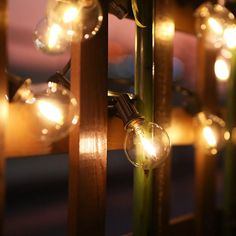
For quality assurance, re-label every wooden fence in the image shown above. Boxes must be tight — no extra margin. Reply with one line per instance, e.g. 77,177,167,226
1,0,235,235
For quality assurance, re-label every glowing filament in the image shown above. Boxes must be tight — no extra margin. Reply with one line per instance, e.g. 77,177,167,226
208,17,223,34
37,100,64,125
140,136,157,158
223,26,236,49
63,6,79,23
203,126,217,147
135,127,157,158
214,57,230,81
48,24,62,48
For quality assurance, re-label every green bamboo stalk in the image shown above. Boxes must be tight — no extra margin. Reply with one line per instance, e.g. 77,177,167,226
224,49,236,236
133,0,153,235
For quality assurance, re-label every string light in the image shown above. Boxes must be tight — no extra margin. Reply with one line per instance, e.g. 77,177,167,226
194,2,235,48
11,78,79,143
173,84,229,155
114,94,170,170
34,0,103,54
195,112,229,155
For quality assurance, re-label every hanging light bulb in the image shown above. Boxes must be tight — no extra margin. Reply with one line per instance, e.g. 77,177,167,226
12,80,79,142
78,0,103,40
195,112,230,155
194,2,235,48
115,94,170,170
33,17,70,54
214,54,231,81
47,0,103,41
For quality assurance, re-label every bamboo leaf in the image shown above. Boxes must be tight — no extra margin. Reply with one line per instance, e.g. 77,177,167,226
131,0,146,28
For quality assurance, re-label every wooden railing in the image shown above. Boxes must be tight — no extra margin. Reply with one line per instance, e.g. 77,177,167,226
1,0,235,236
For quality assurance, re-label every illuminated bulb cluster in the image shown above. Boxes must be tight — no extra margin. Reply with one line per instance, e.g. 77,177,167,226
125,120,170,170
195,112,230,155
194,2,235,48
14,80,79,142
34,0,103,54
115,94,170,170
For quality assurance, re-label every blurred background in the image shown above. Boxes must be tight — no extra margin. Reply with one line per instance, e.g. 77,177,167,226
5,0,224,235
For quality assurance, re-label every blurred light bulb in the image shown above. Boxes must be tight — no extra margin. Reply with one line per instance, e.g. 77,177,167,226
124,120,170,170
208,17,223,34
195,112,228,155
194,2,235,48
214,55,230,81
76,0,103,40
33,17,70,54
47,0,103,42
223,24,236,49
14,81,79,142
203,126,217,147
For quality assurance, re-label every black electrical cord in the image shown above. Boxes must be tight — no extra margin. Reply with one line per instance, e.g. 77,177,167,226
47,59,71,89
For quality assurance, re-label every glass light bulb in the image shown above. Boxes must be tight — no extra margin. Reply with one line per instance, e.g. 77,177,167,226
195,112,229,155
17,82,79,142
47,0,103,42
124,120,170,170
47,0,82,41
75,0,103,40
214,54,230,81
33,17,70,54
194,2,235,48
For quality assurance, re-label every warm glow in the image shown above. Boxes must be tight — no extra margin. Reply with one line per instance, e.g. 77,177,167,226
80,135,103,155
203,126,217,147
214,56,230,81
37,100,64,125
48,24,62,48
208,17,223,34
224,131,231,141
232,128,236,144
156,18,175,41
134,126,158,158
63,6,79,23
223,25,236,49
140,136,157,158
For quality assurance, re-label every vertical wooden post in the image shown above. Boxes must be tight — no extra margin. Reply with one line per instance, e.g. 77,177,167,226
68,1,108,235
133,1,153,235
0,0,8,233
224,49,236,236
153,0,174,235
195,40,218,236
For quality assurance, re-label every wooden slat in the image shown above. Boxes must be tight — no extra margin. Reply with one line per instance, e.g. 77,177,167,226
67,0,108,235
195,39,218,236
170,214,194,235
173,3,195,35
223,49,236,235
152,0,174,235
5,107,196,158
0,0,8,232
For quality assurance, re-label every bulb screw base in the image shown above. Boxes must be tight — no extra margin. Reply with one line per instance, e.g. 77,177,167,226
115,93,144,129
